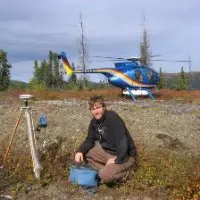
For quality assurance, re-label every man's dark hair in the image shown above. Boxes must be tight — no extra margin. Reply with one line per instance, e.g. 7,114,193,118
88,96,106,109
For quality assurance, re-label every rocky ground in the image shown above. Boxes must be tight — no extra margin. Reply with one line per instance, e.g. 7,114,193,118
0,98,200,200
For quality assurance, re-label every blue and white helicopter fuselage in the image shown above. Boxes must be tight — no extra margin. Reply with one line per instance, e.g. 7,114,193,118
58,51,160,101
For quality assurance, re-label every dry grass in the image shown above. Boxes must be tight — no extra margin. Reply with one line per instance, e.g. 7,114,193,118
156,89,200,103
1,88,200,103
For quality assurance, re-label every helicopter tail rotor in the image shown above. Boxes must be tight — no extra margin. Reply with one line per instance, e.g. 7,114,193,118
58,51,74,82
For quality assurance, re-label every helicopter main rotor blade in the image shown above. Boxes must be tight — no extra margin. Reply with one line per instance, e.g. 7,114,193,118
151,59,168,61
150,54,162,58
93,55,161,61
91,60,120,62
174,60,191,62
152,59,191,62
93,55,143,61
93,56,125,60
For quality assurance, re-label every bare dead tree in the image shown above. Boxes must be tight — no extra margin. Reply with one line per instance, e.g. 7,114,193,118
78,12,89,86
140,27,151,67
139,16,151,67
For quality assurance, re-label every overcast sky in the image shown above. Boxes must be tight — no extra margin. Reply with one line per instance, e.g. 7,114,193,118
0,0,199,82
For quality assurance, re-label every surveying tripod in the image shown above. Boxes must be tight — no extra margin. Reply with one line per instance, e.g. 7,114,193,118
1,94,41,179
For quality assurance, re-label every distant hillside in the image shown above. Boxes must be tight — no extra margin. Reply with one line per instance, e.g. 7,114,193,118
164,71,200,89
10,71,199,90
9,80,29,89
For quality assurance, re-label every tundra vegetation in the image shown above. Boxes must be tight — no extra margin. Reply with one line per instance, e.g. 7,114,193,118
0,89,200,200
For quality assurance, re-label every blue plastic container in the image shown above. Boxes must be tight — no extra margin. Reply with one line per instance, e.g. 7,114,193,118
39,114,47,127
69,166,98,187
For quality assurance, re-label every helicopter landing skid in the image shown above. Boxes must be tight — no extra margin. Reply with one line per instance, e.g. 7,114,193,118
125,88,155,102
126,88,136,101
146,89,155,100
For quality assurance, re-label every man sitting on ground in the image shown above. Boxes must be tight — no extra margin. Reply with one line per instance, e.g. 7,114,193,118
75,96,137,183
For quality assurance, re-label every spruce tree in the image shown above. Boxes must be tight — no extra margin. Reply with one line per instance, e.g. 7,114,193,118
42,60,50,88
48,50,53,87
173,66,188,90
157,67,165,89
178,66,188,90
33,60,42,82
52,52,61,88
0,50,12,91
32,51,65,89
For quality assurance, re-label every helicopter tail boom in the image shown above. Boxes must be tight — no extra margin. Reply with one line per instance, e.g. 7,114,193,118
58,51,74,81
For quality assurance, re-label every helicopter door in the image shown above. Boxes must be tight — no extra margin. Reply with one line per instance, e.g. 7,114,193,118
135,70,144,82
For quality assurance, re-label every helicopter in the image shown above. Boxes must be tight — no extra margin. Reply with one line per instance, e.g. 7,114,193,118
58,51,160,101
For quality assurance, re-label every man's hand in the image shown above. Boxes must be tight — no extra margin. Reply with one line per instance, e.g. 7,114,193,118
75,152,84,164
106,156,117,165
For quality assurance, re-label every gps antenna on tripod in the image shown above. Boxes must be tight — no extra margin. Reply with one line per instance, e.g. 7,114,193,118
1,94,42,179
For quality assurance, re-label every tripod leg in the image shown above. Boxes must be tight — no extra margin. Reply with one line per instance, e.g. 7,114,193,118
0,110,23,169
25,108,41,179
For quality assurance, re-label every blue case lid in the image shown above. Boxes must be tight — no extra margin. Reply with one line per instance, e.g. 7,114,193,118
69,166,98,187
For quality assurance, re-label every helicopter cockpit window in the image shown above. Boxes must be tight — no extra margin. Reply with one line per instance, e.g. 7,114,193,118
147,70,155,83
135,70,143,82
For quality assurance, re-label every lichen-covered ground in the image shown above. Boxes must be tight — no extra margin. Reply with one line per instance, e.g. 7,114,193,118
0,99,200,199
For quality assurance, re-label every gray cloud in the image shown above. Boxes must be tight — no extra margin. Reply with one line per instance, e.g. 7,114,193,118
0,0,199,82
